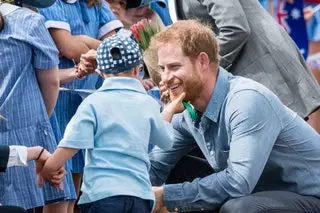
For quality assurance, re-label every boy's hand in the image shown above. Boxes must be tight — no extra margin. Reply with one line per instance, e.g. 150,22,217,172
37,155,65,191
161,92,185,122
159,81,170,104
164,92,186,115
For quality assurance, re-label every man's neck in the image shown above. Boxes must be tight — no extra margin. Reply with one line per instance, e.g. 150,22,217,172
191,65,218,113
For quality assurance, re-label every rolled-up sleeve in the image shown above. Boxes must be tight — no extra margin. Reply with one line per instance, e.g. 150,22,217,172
162,91,282,212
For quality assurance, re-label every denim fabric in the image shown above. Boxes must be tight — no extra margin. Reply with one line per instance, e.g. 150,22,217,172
79,196,152,213
149,68,320,212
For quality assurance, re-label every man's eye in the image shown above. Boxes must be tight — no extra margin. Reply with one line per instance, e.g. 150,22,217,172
171,65,180,70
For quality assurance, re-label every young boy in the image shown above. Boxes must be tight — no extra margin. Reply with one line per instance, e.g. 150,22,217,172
39,35,184,213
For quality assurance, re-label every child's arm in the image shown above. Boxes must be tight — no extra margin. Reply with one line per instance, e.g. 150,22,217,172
40,147,79,186
40,100,96,185
161,93,186,123
150,93,186,150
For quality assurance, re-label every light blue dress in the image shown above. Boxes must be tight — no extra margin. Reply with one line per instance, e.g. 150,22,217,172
39,0,123,173
0,4,74,209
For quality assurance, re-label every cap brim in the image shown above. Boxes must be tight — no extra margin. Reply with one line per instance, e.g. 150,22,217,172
23,0,55,8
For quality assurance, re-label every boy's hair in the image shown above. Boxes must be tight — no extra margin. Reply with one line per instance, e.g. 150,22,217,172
96,35,142,74
150,19,220,63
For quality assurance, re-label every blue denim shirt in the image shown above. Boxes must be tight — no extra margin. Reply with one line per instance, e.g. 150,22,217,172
149,68,320,212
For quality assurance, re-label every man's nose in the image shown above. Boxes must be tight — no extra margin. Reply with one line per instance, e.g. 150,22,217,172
161,69,173,83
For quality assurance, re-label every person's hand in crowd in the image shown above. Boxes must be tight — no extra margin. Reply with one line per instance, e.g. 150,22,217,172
35,149,65,191
304,6,315,23
76,49,98,79
139,77,156,91
282,0,315,23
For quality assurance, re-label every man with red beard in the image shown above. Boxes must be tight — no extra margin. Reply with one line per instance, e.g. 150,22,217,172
148,20,320,213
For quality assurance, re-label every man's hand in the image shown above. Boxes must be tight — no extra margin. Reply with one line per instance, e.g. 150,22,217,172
77,49,97,78
152,186,165,213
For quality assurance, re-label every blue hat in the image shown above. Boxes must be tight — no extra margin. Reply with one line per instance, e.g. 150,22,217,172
126,0,166,9
96,35,142,74
23,0,55,8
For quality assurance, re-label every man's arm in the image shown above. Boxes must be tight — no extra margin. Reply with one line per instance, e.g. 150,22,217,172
160,91,282,212
200,0,251,69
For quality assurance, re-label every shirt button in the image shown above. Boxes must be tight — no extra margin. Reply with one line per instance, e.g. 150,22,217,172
210,150,214,155
44,130,48,136
206,142,210,146
174,208,179,212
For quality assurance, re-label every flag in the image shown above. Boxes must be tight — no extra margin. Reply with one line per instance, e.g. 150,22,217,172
277,0,309,59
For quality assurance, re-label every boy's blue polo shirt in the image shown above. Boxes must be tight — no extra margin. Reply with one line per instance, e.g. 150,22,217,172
58,77,173,205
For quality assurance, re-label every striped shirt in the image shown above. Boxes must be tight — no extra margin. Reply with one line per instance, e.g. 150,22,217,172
39,0,123,90
0,4,73,209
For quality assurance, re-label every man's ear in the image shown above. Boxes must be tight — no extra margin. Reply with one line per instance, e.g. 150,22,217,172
198,52,210,69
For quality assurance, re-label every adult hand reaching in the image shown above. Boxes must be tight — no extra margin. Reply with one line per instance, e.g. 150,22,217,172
77,49,98,78
35,148,65,190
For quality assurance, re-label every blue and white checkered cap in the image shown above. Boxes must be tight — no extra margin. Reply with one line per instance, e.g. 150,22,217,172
96,35,142,74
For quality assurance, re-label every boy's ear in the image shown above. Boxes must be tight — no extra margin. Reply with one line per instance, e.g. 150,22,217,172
133,66,140,77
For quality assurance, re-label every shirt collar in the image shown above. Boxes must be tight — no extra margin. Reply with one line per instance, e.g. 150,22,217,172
0,3,20,15
97,77,147,94
203,67,232,123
